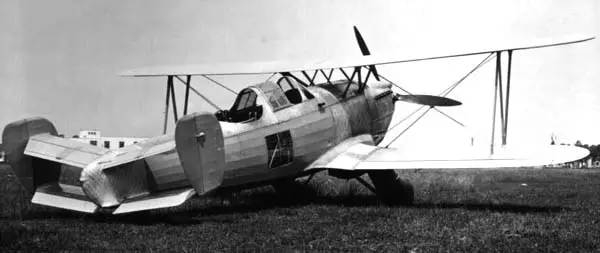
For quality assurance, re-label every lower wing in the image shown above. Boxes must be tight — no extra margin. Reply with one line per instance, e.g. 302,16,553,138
309,135,589,171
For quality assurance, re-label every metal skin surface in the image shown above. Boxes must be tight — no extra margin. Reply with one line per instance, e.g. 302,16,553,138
217,81,394,188
71,80,394,209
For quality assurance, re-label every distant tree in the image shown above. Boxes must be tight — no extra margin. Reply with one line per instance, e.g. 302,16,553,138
575,140,583,147
72,135,79,138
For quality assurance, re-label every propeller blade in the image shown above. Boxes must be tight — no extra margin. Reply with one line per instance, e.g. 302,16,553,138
353,26,371,55
394,94,462,107
353,26,380,81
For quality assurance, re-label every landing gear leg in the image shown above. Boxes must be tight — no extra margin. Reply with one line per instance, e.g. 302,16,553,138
303,173,316,185
363,170,414,205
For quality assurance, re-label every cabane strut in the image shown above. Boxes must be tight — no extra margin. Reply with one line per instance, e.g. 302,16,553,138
160,75,233,134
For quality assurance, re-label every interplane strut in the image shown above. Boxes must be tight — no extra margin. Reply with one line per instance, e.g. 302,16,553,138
490,50,513,154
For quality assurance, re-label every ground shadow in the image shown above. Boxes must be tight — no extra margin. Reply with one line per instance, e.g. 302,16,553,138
19,183,570,225
71,194,570,225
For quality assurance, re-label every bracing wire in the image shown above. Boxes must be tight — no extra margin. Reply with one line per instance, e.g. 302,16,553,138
383,53,496,147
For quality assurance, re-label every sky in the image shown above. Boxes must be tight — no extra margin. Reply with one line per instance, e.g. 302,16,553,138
0,0,598,147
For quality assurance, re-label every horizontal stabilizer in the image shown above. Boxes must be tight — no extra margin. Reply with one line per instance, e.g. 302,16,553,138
95,135,175,170
25,134,110,168
32,183,98,213
113,188,195,214
316,142,589,171
25,133,177,172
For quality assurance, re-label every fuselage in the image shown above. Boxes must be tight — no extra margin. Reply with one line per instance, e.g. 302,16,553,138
81,79,395,207
217,80,395,187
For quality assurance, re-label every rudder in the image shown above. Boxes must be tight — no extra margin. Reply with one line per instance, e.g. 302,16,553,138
175,112,225,195
2,117,61,194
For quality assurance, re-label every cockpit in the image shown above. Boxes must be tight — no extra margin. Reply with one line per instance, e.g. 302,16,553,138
215,88,262,123
215,76,314,123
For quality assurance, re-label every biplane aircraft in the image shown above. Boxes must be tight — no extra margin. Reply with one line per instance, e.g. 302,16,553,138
1,27,593,214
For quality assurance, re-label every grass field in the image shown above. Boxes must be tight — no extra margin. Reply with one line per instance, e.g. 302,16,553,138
1,164,600,252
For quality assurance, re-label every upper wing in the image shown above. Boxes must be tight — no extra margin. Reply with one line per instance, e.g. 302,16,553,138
122,33,593,77
311,141,590,171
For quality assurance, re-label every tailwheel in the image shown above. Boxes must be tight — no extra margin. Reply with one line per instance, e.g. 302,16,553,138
364,170,414,205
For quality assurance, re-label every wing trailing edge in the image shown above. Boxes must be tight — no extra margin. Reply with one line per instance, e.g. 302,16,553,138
312,142,589,171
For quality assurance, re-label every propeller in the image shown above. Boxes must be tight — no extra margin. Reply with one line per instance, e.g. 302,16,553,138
353,26,467,148
394,94,462,107
353,26,462,107
353,26,380,81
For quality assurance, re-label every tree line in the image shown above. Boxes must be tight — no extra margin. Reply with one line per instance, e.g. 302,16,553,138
570,140,600,162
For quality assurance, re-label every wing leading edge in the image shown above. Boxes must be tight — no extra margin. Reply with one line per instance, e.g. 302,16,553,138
122,33,593,77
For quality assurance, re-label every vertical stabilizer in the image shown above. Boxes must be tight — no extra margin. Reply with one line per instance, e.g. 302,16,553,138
2,117,61,193
175,112,225,195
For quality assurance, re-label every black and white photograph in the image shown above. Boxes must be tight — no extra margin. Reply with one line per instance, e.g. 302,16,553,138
0,0,598,251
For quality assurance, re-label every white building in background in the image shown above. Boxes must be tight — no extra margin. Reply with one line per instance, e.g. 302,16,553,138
70,130,146,150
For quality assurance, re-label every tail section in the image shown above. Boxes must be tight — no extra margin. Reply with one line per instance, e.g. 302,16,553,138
2,115,227,215
2,117,104,213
